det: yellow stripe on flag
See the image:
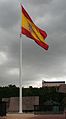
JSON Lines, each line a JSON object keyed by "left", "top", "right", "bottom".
{"left": 22, "top": 13, "right": 46, "bottom": 44}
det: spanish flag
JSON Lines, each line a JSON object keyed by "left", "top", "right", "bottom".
{"left": 21, "top": 5, "right": 49, "bottom": 50}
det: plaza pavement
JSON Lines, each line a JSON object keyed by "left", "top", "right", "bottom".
{"left": 0, "top": 113, "right": 65, "bottom": 119}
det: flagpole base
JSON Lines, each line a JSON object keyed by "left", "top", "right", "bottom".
{"left": 19, "top": 111, "right": 23, "bottom": 114}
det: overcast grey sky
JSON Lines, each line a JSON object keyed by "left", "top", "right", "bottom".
{"left": 0, "top": 0, "right": 66, "bottom": 87}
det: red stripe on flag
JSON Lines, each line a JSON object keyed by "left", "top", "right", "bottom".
{"left": 38, "top": 28, "right": 47, "bottom": 39}
{"left": 22, "top": 27, "right": 49, "bottom": 50}
{"left": 22, "top": 27, "right": 33, "bottom": 39}
{"left": 34, "top": 38, "right": 49, "bottom": 50}
{"left": 22, "top": 6, "right": 33, "bottom": 23}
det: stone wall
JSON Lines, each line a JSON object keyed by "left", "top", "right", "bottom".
{"left": 3, "top": 96, "right": 39, "bottom": 112}
{"left": 23, "top": 96, "right": 39, "bottom": 111}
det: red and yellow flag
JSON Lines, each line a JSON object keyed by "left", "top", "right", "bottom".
{"left": 21, "top": 5, "right": 49, "bottom": 50}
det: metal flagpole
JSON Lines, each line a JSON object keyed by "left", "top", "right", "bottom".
{"left": 19, "top": 34, "right": 22, "bottom": 113}
{"left": 18, "top": 0, "right": 22, "bottom": 113}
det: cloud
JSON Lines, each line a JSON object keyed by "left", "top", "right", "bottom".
{"left": 0, "top": 52, "right": 8, "bottom": 65}
{"left": 23, "top": 0, "right": 52, "bottom": 6}
{"left": 0, "top": 0, "right": 20, "bottom": 29}
{"left": 7, "top": 68, "right": 19, "bottom": 76}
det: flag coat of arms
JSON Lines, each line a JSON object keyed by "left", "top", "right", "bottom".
{"left": 21, "top": 5, "right": 49, "bottom": 50}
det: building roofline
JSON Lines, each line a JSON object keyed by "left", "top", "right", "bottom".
{"left": 42, "top": 80, "right": 65, "bottom": 83}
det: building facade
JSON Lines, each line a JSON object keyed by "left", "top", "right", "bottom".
{"left": 42, "top": 80, "right": 65, "bottom": 87}
{"left": 59, "top": 84, "right": 66, "bottom": 93}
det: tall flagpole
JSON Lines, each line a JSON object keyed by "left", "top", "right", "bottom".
{"left": 19, "top": 34, "right": 22, "bottom": 113}
{"left": 18, "top": 0, "right": 23, "bottom": 113}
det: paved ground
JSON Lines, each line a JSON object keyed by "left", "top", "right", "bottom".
{"left": 0, "top": 113, "right": 65, "bottom": 119}
{"left": 0, "top": 114, "right": 34, "bottom": 119}
{"left": 31, "top": 115, "right": 65, "bottom": 119}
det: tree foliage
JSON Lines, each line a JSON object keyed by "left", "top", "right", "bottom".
{"left": 0, "top": 85, "right": 65, "bottom": 104}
